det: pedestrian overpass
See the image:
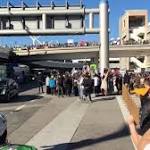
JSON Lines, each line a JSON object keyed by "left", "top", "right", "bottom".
{"left": 14, "top": 44, "right": 150, "bottom": 58}
{"left": 14, "top": 44, "right": 150, "bottom": 69}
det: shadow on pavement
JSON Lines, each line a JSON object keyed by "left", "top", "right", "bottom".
{"left": 92, "top": 96, "right": 116, "bottom": 103}
{"left": 19, "top": 81, "right": 38, "bottom": 93}
{"left": 41, "top": 124, "right": 129, "bottom": 150}
{"left": 0, "top": 95, "right": 43, "bottom": 103}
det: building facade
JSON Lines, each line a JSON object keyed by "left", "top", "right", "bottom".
{"left": 119, "top": 10, "right": 149, "bottom": 44}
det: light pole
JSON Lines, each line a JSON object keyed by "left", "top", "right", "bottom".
{"left": 99, "top": 0, "right": 109, "bottom": 75}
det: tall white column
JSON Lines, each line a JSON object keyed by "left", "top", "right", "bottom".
{"left": 144, "top": 56, "right": 150, "bottom": 68}
{"left": 89, "top": 13, "right": 93, "bottom": 29}
{"left": 99, "top": 0, "right": 109, "bottom": 75}
{"left": 42, "top": 13, "right": 46, "bottom": 30}
{"left": 119, "top": 57, "right": 130, "bottom": 71}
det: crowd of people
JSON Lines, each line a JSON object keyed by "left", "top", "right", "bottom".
{"left": 14, "top": 41, "right": 99, "bottom": 52}
{"left": 35, "top": 67, "right": 123, "bottom": 102}
{"left": 23, "top": 68, "right": 150, "bottom": 150}
{"left": 123, "top": 71, "right": 150, "bottom": 90}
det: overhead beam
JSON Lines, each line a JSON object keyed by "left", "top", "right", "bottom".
{"left": 21, "top": 1, "right": 28, "bottom": 9}
{"left": 36, "top": 1, "right": 42, "bottom": 10}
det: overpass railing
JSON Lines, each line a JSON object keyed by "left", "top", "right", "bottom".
{"left": 13, "top": 41, "right": 150, "bottom": 51}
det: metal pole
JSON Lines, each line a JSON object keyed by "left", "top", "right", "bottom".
{"left": 99, "top": 0, "right": 109, "bottom": 75}
{"left": 42, "top": 13, "right": 46, "bottom": 30}
{"left": 89, "top": 12, "right": 93, "bottom": 29}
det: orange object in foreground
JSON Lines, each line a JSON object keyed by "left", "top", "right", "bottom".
{"left": 130, "top": 86, "right": 150, "bottom": 97}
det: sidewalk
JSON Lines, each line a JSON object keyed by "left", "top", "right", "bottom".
{"left": 26, "top": 96, "right": 134, "bottom": 150}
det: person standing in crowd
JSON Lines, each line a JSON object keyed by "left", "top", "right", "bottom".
{"left": 93, "top": 74, "right": 100, "bottom": 97}
{"left": 37, "top": 72, "right": 44, "bottom": 94}
{"left": 73, "top": 77, "right": 79, "bottom": 96}
{"left": 62, "top": 74, "right": 66, "bottom": 95}
{"left": 78, "top": 74, "right": 84, "bottom": 100}
{"left": 82, "top": 73, "right": 93, "bottom": 102}
{"left": 101, "top": 69, "right": 109, "bottom": 96}
{"left": 124, "top": 71, "right": 130, "bottom": 86}
{"left": 116, "top": 74, "right": 122, "bottom": 94}
{"left": 108, "top": 74, "right": 114, "bottom": 94}
{"left": 45, "top": 75, "right": 50, "bottom": 94}
{"left": 57, "top": 75, "right": 64, "bottom": 97}
{"left": 49, "top": 76, "right": 56, "bottom": 95}
{"left": 64, "top": 74, "right": 72, "bottom": 96}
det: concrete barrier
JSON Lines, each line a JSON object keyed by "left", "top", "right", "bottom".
{"left": 122, "top": 85, "right": 140, "bottom": 125}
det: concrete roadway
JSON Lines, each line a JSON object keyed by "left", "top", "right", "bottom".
{"left": 0, "top": 85, "right": 134, "bottom": 150}
{"left": 0, "top": 85, "right": 49, "bottom": 136}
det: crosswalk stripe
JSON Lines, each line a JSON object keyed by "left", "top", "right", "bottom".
{"left": 27, "top": 100, "right": 89, "bottom": 150}
{"left": 14, "top": 105, "right": 26, "bottom": 112}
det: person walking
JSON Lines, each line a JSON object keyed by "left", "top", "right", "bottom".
{"left": 37, "top": 72, "right": 44, "bottom": 94}
{"left": 82, "top": 73, "right": 93, "bottom": 102}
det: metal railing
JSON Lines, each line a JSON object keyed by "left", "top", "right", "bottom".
{"left": 11, "top": 39, "right": 150, "bottom": 51}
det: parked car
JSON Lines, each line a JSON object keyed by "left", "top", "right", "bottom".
{"left": 0, "top": 112, "right": 37, "bottom": 149}
{"left": 0, "top": 78, "right": 19, "bottom": 101}
{"left": 0, "top": 144, "right": 37, "bottom": 150}
{"left": 0, "top": 112, "right": 7, "bottom": 145}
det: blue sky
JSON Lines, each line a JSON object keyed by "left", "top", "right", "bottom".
{"left": 0, "top": 0, "right": 150, "bottom": 46}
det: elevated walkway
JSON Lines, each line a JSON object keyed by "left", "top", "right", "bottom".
{"left": 130, "top": 57, "right": 145, "bottom": 68}
{"left": 14, "top": 44, "right": 150, "bottom": 61}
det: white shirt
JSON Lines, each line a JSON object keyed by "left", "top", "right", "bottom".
{"left": 79, "top": 77, "right": 83, "bottom": 85}
{"left": 46, "top": 76, "right": 50, "bottom": 86}
{"left": 93, "top": 76, "right": 99, "bottom": 86}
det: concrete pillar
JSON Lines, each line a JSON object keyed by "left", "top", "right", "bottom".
{"left": 42, "top": 13, "right": 46, "bottom": 30}
{"left": 0, "top": 18, "right": 1, "bottom": 30}
{"left": 99, "top": 0, "right": 109, "bottom": 75}
{"left": 89, "top": 13, "right": 93, "bottom": 29}
{"left": 119, "top": 57, "right": 130, "bottom": 71}
{"left": 94, "top": 57, "right": 99, "bottom": 66}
